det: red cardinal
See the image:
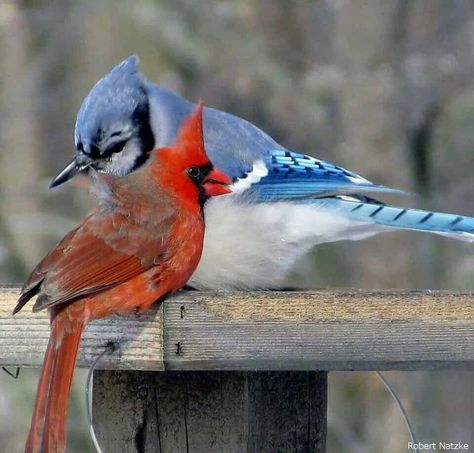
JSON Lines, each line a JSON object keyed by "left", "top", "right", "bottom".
{"left": 13, "top": 102, "right": 232, "bottom": 453}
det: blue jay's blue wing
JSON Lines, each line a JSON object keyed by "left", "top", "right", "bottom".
{"left": 243, "top": 150, "right": 407, "bottom": 202}
{"left": 147, "top": 90, "right": 403, "bottom": 200}
{"left": 313, "top": 196, "right": 474, "bottom": 241}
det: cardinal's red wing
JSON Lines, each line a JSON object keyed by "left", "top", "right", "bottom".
{"left": 15, "top": 208, "right": 174, "bottom": 313}
{"left": 14, "top": 225, "right": 83, "bottom": 314}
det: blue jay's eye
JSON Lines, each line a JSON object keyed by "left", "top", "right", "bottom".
{"left": 103, "top": 140, "right": 127, "bottom": 157}
{"left": 187, "top": 166, "right": 201, "bottom": 179}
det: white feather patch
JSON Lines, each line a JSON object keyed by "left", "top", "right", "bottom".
{"left": 189, "top": 197, "right": 381, "bottom": 290}
{"left": 347, "top": 174, "right": 371, "bottom": 184}
{"left": 231, "top": 159, "right": 269, "bottom": 194}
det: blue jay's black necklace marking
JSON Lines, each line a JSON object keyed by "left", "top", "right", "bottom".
{"left": 131, "top": 92, "right": 155, "bottom": 169}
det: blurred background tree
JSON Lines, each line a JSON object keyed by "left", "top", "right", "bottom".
{"left": 0, "top": 0, "right": 472, "bottom": 451}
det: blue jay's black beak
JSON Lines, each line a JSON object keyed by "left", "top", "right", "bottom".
{"left": 49, "top": 158, "right": 89, "bottom": 188}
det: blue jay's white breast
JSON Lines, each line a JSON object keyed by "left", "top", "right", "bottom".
{"left": 189, "top": 195, "right": 385, "bottom": 290}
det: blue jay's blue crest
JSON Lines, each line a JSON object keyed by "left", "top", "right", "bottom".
{"left": 75, "top": 55, "right": 148, "bottom": 149}
{"left": 55, "top": 55, "right": 156, "bottom": 181}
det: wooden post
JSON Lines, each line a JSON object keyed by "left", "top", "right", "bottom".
{"left": 93, "top": 370, "right": 327, "bottom": 453}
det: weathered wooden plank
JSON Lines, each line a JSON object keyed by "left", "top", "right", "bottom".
{"left": 1, "top": 286, "right": 473, "bottom": 370}
{"left": 0, "top": 286, "right": 163, "bottom": 370}
{"left": 163, "top": 290, "right": 474, "bottom": 370}
{"left": 93, "top": 370, "right": 327, "bottom": 453}
{"left": 93, "top": 371, "right": 161, "bottom": 451}
{"left": 245, "top": 371, "right": 327, "bottom": 452}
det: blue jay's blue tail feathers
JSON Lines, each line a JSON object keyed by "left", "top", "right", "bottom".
{"left": 317, "top": 197, "right": 474, "bottom": 242}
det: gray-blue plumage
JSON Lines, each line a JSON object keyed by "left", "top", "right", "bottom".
{"left": 146, "top": 83, "right": 284, "bottom": 179}
{"left": 75, "top": 56, "right": 147, "bottom": 151}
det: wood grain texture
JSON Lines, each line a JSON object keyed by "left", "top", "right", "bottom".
{"left": 93, "top": 371, "right": 161, "bottom": 451}
{"left": 93, "top": 370, "right": 327, "bottom": 453}
{"left": 163, "top": 290, "right": 474, "bottom": 371}
{"left": 1, "top": 286, "right": 473, "bottom": 370}
{"left": 0, "top": 286, "right": 163, "bottom": 370}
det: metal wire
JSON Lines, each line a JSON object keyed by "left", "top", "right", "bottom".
{"left": 375, "top": 371, "right": 418, "bottom": 453}
{"left": 85, "top": 341, "right": 119, "bottom": 453}
{"left": 1, "top": 366, "right": 20, "bottom": 379}
{"left": 82, "top": 345, "right": 418, "bottom": 453}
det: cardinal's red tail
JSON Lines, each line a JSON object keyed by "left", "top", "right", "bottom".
{"left": 25, "top": 307, "right": 86, "bottom": 453}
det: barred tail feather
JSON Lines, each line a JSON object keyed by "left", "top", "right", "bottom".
{"left": 317, "top": 198, "right": 474, "bottom": 242}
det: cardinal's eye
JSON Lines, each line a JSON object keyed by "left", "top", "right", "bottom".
{"left": 187, "top": 166, "right": 201, "bottom": 178}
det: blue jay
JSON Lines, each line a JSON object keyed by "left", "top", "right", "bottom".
{"left": 51, "top": 56, "right": 474, "bottom": 290}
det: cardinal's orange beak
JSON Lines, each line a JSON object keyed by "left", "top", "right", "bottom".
{"left": 202, "top": 167, "right": 233, "bottom": 197}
